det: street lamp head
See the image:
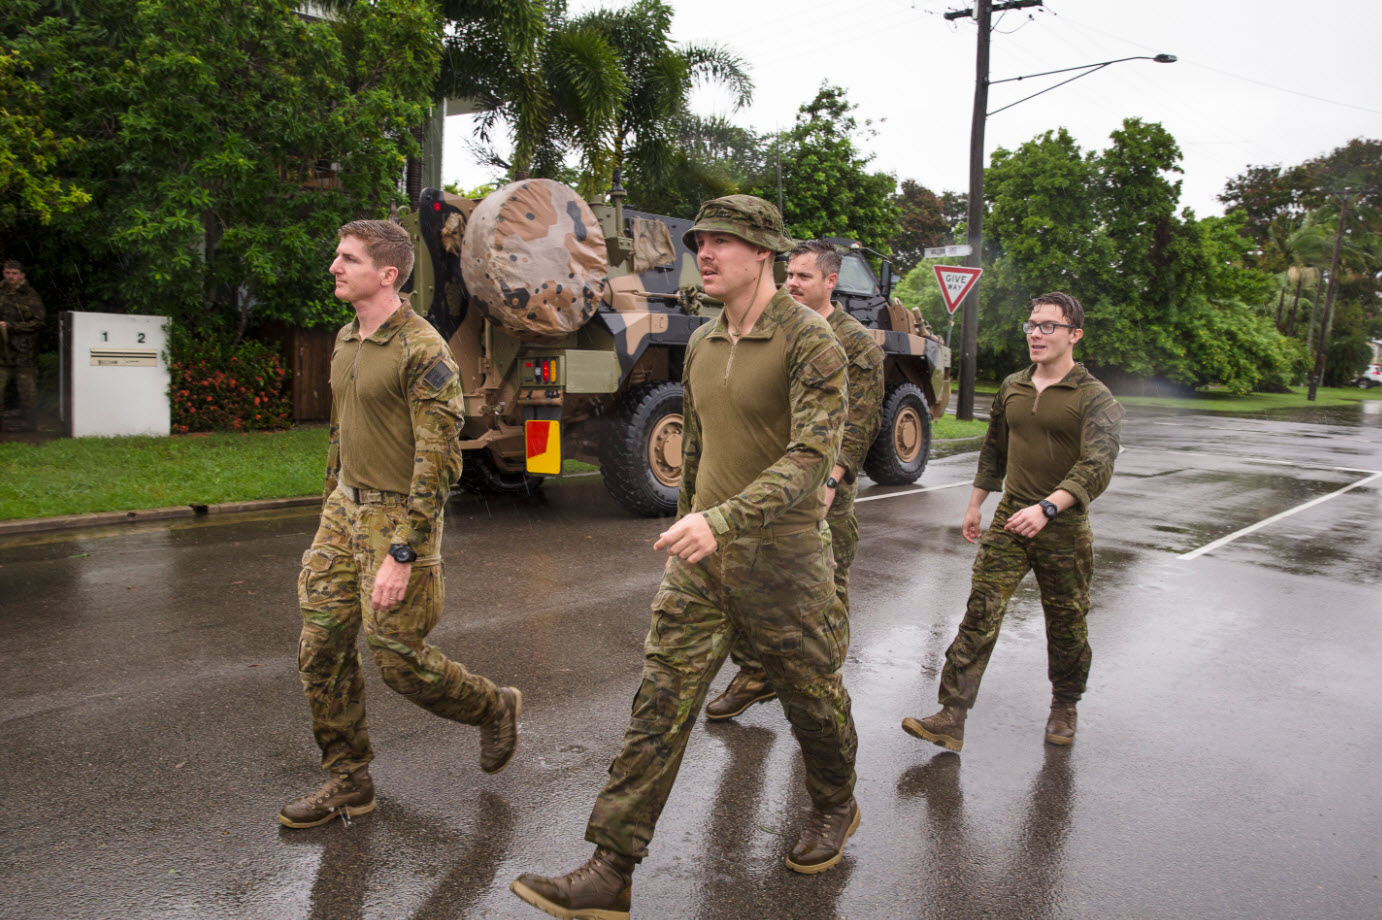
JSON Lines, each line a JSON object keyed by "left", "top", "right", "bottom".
{"left": 1154, "top": 54, "right": 1178, "bottom": 63}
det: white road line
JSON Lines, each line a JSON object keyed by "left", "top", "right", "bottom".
{"left": 856, "top": 481, "right": 972, "bottom": 503}
{"left": 1179, "top": 471, "right": 1382, "bottom": 560}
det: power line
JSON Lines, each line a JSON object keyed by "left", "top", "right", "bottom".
{"left": 1053, "top": 10, "right": 1382, "bottom": 117}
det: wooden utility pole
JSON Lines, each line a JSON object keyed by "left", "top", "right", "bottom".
{"left": 1307, "top": 191, "right": 1351, "bottom": 401}
{"left": 947, "top": 0, "right": 1043, "bottom": 420}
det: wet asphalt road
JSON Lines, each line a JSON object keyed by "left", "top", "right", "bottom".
{"left": 3, "top": 402, "right": 1382, "bottom": 920}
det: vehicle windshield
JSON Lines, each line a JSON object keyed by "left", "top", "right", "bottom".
{"left": 835, "top": 254, "right": 877, "bottom": 295}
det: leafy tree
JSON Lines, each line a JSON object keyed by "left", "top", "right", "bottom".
{"left": 628, "top": 113, "right": 766, "bottom": 216}
{"left": 889, "top": 179, "right": 951, "bottom": 274}
{"left": 0, "top": 47, "right": 89, "bottom": 235}
{"left": 474, "top": 0, "right": 751, "bottom": 199}
{"left": 749, "top": 84, "right": 900, "bottom": 255}
{"left": 1, "top": 0, "right": 439, "bottom": 341}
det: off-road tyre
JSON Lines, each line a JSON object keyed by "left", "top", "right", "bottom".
{"left": 601, "top": 381, "right": 684, "bottom": 517}
{"left": 863, "top": 382, "right": 931, "bottom": 486}
{"left": 457, "top": 449, "right": 544, "bottom": 496}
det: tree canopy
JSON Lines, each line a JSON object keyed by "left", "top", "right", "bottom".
{"left": 1, "top": 0, "right": 439, "bottom": 339}
{"left": 898, "top": 119, "right": 1311, "bottom": 395}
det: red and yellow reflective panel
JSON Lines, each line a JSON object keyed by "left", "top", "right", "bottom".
{"left": 525, "top": 420, "right": 562, "bottom": 474}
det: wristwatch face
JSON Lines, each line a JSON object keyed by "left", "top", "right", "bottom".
{"left": 1040, "top": 500, "right": 1058, "bottom": 519}
{"left": 389, "top": 544, "right": 417, "bottom": 563}
{"left": 826, "top": 477, "right": 839, "bottom": 489}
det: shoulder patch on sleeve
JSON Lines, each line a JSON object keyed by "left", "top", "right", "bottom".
{"left": 808, "top": 344, "right": 846, "bottom": 381}
{"left": 422, "top": 358, "right": 456, "bottom": 392}
{"left": 1095, "top": 400, "right": 1125, "bottom": 429}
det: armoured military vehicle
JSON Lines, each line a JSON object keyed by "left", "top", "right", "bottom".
{"left": 402, "top": 178, "right": 950, "bottom": 517}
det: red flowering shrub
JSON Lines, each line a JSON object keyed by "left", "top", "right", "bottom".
{"left": 169, "top": 339, "right": 292, "bottom": 433}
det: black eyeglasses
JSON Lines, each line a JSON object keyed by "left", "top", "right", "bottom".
{"left": 1021, "top": 321, "right": 1079, "bottom": 335}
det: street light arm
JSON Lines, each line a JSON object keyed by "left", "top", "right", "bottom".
{"left": 987, "top": 54, "right": 1177, "bottom": 117}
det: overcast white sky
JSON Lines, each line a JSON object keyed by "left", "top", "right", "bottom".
{"left": 443, "top": 0, "right": 1382, "bottom": 218}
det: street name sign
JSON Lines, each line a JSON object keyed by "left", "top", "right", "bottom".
{"left": 923, "top": 244, "right": 973, "bottom": 259}
{"left": 933, "top": 265, "right": 983, "bottom": 315}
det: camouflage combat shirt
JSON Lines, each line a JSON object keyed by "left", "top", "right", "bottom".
{"left": 974, "top": 363, "right": 1123, "bottom": 511}
{"left": 679, "top": 286, "right": 848, "bottom": 540}
{"left": 326, "top": 299, "right": 464, "bottom": 549}
{"left": 826, "top": 303, "right": 885, "bottom": 484}
{"left": 0, "top": 281, "right": 44, "bottom": 366}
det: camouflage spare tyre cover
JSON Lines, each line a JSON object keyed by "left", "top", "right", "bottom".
{"left": 460, "top": 179, "right": 610, "bottom": 342}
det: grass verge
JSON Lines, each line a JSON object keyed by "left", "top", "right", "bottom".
{"left": 0, "top": 428, "right": 330, "bottom": 521}
{"left": 934, "top": 416, "right": 989, "bottom": 440}
{"left": 1115, "top": 385, "right": 1382, "bottom": 413}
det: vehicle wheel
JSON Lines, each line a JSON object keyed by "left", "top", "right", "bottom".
{"left": 863, "top": 382, "right": 931, "bottom": 486}
{"left": 600, "top": 381, "right": 683, "bottom": 517}
{"left": 457, "top": 449, "right": 544, "bottom": 496}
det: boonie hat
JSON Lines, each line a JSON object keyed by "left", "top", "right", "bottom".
{"left": 682, "top": 195, "right": 794, "bottom": 254}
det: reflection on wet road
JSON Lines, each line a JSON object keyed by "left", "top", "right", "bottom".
{"left": 2, "top": 403, "right": 1380, "bottom": 919}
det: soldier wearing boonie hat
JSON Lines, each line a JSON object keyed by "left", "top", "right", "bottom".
{"left": 511, "top": 195, "right": 859, "bottom": 920}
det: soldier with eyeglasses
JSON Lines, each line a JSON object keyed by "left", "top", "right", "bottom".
{"left": 902, "top": 291, "right": 1123, "bottom": 752}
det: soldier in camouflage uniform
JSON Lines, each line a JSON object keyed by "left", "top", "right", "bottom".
{"left": 279, "top": 220, "right": 521, "bottom": 829}
{"left": 511, "top": 197, "right": 859, "bottom": 920}
{"left": 903, "top": 292, "right": 1122, "bottom": 753}
{"left": 0, "top": 261, "right": 45, "bottom": 430}
{"left": 706, "top": 238, "right": 885, "bottom": 721}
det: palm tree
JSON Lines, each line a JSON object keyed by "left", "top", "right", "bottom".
{"left": 515, "top": 0, "right": 752, "bottom": 198}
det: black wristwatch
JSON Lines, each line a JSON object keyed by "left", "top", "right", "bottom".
{"left": 388, "top": 543, "right": 417, "bottom": 564}
{"left": 1038, "top": 500, "right": 1059, "bottom": 520}
{"left": 825, "top": 476, "right": 839, "bottom": 489}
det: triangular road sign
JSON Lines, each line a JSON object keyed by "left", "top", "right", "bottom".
{"left": 933, "top": 265, "right": 983, "bottom": 315}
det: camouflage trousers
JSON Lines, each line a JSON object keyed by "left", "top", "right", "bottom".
{"left": 586, "top": 519, "right": 858, "bottom": 859}
{"left": 939, "top": 495, "right": 1094, "bottom": 709}
{"left": 296, "top": 488, "right": 499, "bottom": 775}
{"left": 727, "top": 479, "right": 858, "bottom": 673}
{"left": 0, "top": 364, "right": 37, "bottom": 416}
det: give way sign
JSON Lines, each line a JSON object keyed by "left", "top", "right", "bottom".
{"left": 933, "top": 265, "right": 983, "bottom": 315}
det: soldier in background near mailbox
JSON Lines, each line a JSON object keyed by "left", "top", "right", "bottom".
{"left": 705, "top": 238, "right": 885, "bottom": 722}
{"left": 902, "top": 291, "right": 1122, "bottom": 753}
{"left": 278, "top": 220, "right": 521, "bottom": 829}
{"left": 0, "top": 260, "right": 45, "bottom": 431}
{"left": 510, "top": 197, "right": 859, "bottom": 920}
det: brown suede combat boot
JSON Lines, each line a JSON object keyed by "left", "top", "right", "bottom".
{"left": 704, "top": 669, "right": 776, "bottom": 721}
{"left": 1045, "top": 700, "right": 1077, "bottom": 745}
{"left": 901, "top": 704, "right": 967, "bottom": 752}
{"left": 480, "top": 687, "right": 522, "bottom": 774}
{"left": 510, "top": 846, "right": 636, "bottom": 920}
{"left": 278, "top": 767, "right": 375, "bottom": 828}
{"left": 786, "top": 797, "right": 860, "bottom": 874}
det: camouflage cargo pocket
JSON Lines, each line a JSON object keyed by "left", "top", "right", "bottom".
{"left": 298, "top": 547, "right": 349, "bottom": 610}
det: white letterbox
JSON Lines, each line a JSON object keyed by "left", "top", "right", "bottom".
{"left": 62, "top": 311, "right": 171, "bottom": 437}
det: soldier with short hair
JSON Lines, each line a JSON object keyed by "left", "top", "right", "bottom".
{"left": 278, "top": 219, "right": 521, "bottom": 829}
{"left": 705, "top": 238, "right": 885, "bottom": 721}
{"left": 0, "top": 260, "right": 46, "bottom": 431}
{"left": 511, "top": 197, "right": 859, "bottom": 920}
{"left": 902, "top": 291, "right": 1122, "bottom": 752}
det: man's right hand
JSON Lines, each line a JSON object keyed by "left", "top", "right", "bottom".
{"left": 962, "top": 506, "right": 984, "bottom": 543}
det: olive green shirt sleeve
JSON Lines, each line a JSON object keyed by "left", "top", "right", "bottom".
{"left": 390, "top": 348, "right": 464, "bottom": 549}
{"left": 972, "top": 383, "right": 1010, "bottom": 494}
{"left": 702, "top": 330, "right": 847, "bottom": 541}
{"left": 322, "top": 415, "right": 341, "bottom": 502}
{"left": 1056, "top": 386, "right": 1124, "bottom": 510}
{"left": 321, "top": 333, "right": 345, "bottom": 503}
{"left": 676, "top": 330, "right": 707, "bottom": 520}
{"left": 836, "top": 322, "right": 885, "bottom": 483}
